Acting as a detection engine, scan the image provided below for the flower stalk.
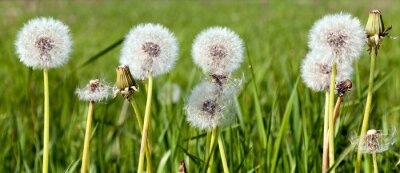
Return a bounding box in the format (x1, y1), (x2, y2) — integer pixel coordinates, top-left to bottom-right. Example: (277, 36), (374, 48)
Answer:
(43, 69), (49, 173)
(81, 101), (94, 173)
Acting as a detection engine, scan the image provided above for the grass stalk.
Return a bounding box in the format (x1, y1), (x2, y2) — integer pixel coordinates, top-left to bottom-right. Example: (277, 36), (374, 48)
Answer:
(43, 69), (49, 173)
(328, 63), (337, 172)
(81, 101), (94, 173)
(137, 73), (153, 173)
(218, 135), (229, 173)
(355, 47), (376, 173)
(372, 153), (378, 173)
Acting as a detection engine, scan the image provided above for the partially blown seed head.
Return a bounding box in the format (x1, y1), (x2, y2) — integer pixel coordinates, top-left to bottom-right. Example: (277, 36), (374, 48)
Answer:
(192, 27), (244, 76)
(354, 129), (396, 154)
(308, 13), (365, 64)
(76, 79), (112, 102)
(15, 17), (72, 69)
(120, 23), (179, 80)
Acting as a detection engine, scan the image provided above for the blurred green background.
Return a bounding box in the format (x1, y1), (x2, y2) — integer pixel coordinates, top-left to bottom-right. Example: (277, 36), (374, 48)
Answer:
(0, 0), (399, 172)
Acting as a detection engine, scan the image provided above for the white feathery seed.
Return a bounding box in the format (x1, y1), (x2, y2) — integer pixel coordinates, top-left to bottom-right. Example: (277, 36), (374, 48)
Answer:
(76, 79), (112, 102)
(185, 81), (238, 130)
(301, 51), (353, 92)
(15, 17), (72, 69)
(351, 129), (397, 154)
(120, 23), (179, 80)
(308, 13), (365, 64)
(192, 27), (244, 75)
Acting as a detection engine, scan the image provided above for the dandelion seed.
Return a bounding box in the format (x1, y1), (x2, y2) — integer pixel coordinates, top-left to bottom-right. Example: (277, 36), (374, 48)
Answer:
(76, 79), (112, 102)
(15, 17), (72, 69)
(308, 13), (365, 64)
(301, 51), (353, 92)
(120, 23), (179, 80)
(157, 83), (182, 105)
(352, 129), (396, 154)
(192, 27), (244, 76)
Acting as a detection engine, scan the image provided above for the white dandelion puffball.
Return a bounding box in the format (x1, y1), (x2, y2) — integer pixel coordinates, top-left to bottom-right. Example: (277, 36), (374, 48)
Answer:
(120, 23), (179, 80)
(15, 17), (72, 69)
(301, 51), (353, 92)
(308, 13), (365, 64)
(185, 81), (238, 130)
(76, 79), (112, 102)
(192, 27), (244, 75)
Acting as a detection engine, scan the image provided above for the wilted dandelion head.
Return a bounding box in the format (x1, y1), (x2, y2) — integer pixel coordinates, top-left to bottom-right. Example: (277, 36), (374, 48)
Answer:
(185, 81), (238, 130)
(192, 27), (244, 76)
(308, 13), (365, 64)
(15, 17), (72, 69)
(353, 129), (397, 154)
(301, 51), (353, 92)
(76, 79), (112, 102)
(157, 83), (182, 105)
(120, 23), (179, 80)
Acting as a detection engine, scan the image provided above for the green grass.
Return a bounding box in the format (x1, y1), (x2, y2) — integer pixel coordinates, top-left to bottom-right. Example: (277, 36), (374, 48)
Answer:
(1, 0), (400, 172)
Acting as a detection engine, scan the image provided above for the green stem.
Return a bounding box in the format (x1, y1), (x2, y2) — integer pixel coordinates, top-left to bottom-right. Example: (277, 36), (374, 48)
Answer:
(81, 101), (94, 173)
(322, 92), (329, 172)
(137, 73), (153, 173)
(328, 63), (337, 172)
(218, 135), (229, 173)
(355, 47), (376, 173)
(130, 100), (152, 173)
(207, 128), (218, 173)
(43, 69), (49, 173)
(372, 153), (378, 173)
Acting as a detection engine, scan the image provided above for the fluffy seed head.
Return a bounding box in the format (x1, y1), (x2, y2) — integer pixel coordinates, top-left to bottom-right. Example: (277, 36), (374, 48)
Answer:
(185, 81), (238, 130)
(308, 13), (365, 64)
(192, 27), (244, 75)
(15, 17), (72, 69)
(354, 129), (397, 154)
(301, 51), (353, 92)
(157, 83), (182, 105)
(120, 23), (179, 80)
(76, 79), (112, 102)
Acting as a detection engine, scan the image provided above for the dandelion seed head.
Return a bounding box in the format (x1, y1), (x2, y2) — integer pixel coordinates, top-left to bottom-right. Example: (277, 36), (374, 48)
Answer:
(301, 51), (353, 92)
(192, 27), (244, 75)
(308, 13), (365, 64)
(120, 23), (179, 80)
(76, 79), (112, 102)
(15, 17), (72, 69)
(353, 128), (397, 154)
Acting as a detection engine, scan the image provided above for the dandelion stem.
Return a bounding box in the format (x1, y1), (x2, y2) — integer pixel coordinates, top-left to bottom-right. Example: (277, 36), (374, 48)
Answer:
(355, 47), (376, 173)
(372, 153), (378, 173)
(328, 63), (337, 172)
(43, 69), (49, 173)
(130, 99), (152, 173)
(207, 128), (218, 173)
(81, 101), (94, 173)
(218, 135), (229, 173)
(322, 92), (330, 172)
(137, 73), (153, 173)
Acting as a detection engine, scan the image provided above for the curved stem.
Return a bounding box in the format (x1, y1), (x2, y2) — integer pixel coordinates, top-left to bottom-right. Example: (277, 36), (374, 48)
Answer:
(328, 63), (337, 172)
(218, 135), (229, 173)
(207, 128), (218, 173)
(137, 73), (153, 173)
(322, 92), (330, 172)
(81, 101), (94, 173)
(130, 100), (152, 173)
(372, 153), (378, 173)
(355, 47), (376, 173)
(43, 69), (49, 173)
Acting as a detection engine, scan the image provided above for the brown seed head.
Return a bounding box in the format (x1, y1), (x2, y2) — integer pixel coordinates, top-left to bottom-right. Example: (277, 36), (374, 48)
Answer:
(142, 42), (161, 57)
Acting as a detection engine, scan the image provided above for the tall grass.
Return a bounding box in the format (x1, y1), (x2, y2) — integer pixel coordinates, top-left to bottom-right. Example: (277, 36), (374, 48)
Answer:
(0, 0), (399, 172)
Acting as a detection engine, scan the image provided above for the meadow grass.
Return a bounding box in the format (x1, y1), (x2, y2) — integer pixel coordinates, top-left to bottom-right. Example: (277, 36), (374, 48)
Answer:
(0, 0), (399, 172)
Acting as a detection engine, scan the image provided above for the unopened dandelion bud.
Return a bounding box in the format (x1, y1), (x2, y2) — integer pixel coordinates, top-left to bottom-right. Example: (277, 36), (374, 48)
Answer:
(115, 65), (138, 99)
(335, 79), (352, 96)
(366, 10), (384, 47)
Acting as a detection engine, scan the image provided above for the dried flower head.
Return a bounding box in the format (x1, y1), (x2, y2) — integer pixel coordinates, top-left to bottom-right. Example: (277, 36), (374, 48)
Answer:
(185, 81), (238, 130)
(192, 27), (244, 76)
(308, 13), (365, 64)
(15, 17), (72, 69)
(366, 10), (391, 48)
(301, 51), (353, 92)
(335, 79), (352, 96)
(76, 79), (112, 102)
(157, 83), (182, 105)
(120, 23), (179, 80)
(352, 129), (396, 154)
(114, 65), (138, 99)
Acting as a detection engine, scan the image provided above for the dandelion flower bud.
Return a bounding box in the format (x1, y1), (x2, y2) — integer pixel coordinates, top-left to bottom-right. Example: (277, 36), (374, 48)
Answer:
(157, 83), (181, 105)
(185, 81), (236, 130)
(120, 23), (179, 80)
(366, 10), (391, 47)
(76, 79), (112, 102)
(308, 13), (365, 64)
(356, 129), (396, 154)
(192, 27), (244, 76)
(15, 17), (72, 69)
(301, 51), (353, 92)
(115, 65), (138, 99)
